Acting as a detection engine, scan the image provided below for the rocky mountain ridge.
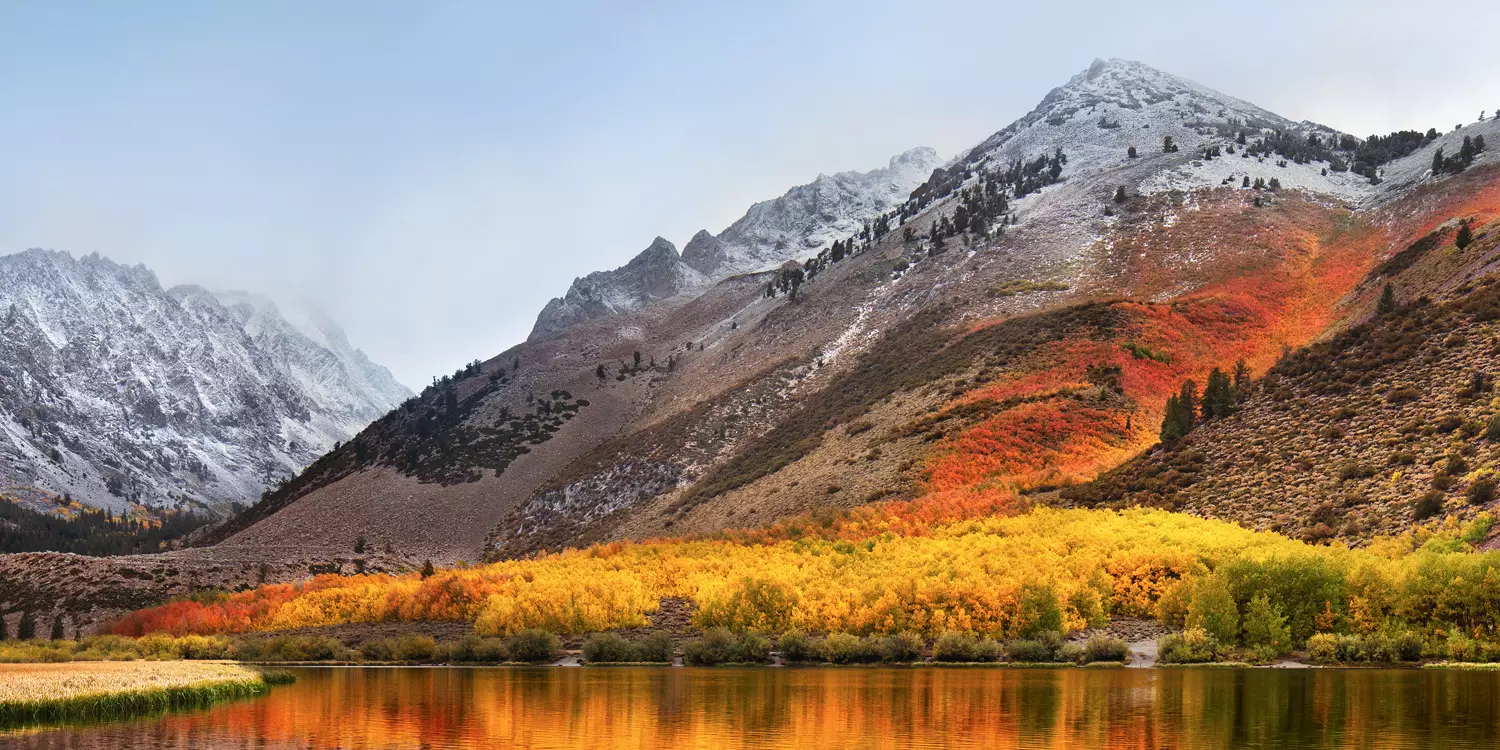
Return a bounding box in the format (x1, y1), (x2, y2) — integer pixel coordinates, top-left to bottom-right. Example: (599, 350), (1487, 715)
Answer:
(528, 147), (944, 339)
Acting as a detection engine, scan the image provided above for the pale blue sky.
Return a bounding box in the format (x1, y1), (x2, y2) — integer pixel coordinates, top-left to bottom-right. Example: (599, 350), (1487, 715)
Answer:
(2, 1), (1496, 388)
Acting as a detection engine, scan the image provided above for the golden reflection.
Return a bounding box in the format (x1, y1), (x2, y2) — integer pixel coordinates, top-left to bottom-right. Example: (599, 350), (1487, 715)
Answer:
(8, 667), (1500, 749)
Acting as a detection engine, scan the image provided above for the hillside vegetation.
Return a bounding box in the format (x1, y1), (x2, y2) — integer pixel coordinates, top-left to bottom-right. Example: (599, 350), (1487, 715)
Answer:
(112, 505), (1500, 659)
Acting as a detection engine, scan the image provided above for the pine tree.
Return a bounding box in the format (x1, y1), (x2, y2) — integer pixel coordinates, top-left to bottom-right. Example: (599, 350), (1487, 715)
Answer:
(1163, 135), (1178, 153)
(1242, 176), (1251, 188)
(596, 364), (607, 381)
(1178, 380), (1199, 431)
(1378, 283), (1397, 314)
(17, 611), (35, 641)
(1457, 220), (1473, 250)
(0, 614), (7, 641)
(1202, 368), (1235, 419)
(1127, 145), (1137, 158)
(1433, 147), (1445, 174)
(1160, 394), (1186, 443)
(1114, 186), (1127, 203)
(50, 614), (64, 641)
(421, 559), (436, 579)
(1233, 359), (1252, 400)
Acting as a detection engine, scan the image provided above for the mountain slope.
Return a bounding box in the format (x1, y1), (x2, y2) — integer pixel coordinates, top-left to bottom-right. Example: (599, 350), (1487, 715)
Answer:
(1065, 160), (1500, 543)
(197, 58), (1494, 570)
(0, 250), (412, 514)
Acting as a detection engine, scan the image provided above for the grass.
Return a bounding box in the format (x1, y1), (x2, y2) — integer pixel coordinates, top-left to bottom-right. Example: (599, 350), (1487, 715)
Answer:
(0, 661), (287, 726)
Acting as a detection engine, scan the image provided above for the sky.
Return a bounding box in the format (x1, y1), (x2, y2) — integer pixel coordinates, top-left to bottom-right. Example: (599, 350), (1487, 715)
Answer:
(2, 1), (1497, 389)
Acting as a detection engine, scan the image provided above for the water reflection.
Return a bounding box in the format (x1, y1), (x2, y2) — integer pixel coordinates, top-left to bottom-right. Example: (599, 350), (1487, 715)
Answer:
(7, 666), (1500, 749)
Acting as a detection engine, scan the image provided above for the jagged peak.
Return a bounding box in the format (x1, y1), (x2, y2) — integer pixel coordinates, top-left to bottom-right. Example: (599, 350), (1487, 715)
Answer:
(627, 236), (680, 266)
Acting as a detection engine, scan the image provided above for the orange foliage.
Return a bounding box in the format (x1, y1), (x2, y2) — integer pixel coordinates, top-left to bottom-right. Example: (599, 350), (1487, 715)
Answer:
(922, 190), (1390, 494)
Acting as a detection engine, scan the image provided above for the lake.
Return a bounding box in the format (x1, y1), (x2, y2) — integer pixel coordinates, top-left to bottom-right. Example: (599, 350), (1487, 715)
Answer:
(5, 666), (1500, 749)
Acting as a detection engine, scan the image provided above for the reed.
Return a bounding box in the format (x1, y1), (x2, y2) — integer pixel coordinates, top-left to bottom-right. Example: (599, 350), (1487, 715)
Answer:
(0, 661), (289, 726)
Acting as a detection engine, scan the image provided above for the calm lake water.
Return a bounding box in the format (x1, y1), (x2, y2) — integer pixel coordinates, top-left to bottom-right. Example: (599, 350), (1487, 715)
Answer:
(5, 666), (1500, 749)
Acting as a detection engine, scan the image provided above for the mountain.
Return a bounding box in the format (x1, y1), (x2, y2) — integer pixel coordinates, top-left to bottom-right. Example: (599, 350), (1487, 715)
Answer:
(14, 59), (1500, 633)
(528, 146), (944, 340)
(530, 237), (710, 339)
(0, 250), (412, 515)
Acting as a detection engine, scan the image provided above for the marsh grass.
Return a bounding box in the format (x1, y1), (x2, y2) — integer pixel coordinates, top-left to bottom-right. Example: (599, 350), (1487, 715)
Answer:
(0, 661), (287, 727)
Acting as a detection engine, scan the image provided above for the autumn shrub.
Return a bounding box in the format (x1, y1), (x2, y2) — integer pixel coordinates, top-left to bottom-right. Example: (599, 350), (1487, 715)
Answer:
(582, 633), (638, 663)
(1157, 628), (1222, 664)
(1082, 635), (1128, 663)
(173, 634), (233, 660)
(931, 631), (1001, 662)
(136, 633), (182, 660)
(507, 629), (561, 663)
(777, 630), (819, 663)
(72, 636), (143, 661)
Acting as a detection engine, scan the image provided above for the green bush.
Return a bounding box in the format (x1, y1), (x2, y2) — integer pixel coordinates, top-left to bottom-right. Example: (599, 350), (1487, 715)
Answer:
(244, 635), (343, 662)
(878, 633), (924, 663)
(447, 635), (509, 663)
(392, 635), (438, 662)
(1157, 628), (1222, 664)
(582, 633), (638, 663)
(1005, 639), (1054, 663)
(1446, 634), (1479, 662)
(777, 629), (820, 663)
(1057, 643), (1084, 664)
(1414, 491), (1446, 521)
(682, 629), (770, 665)
(635, 633), (674, 663)
(1306, 633), (1339, 664)
(1082, 636), (1128, 663)
(820, 633), (883, 664)
(1334, 634), (1366, 663)
(1241, 594), (1292, 661)
(507, 629), (561, 663)
(931, 631), (1000, 663)
(1186, 576), (1239, 644)
(1468, 477), (1497, 506)
(358, 638), (395, 661)
(1016, 585), (1065, 638)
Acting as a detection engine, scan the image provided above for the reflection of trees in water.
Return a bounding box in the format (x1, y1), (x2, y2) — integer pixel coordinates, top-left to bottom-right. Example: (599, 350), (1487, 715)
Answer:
(16, 667), (1500, 749)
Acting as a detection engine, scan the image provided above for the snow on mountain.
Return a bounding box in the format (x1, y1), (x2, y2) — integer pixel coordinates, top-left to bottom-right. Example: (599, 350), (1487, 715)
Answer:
(0, 249), (412, 514)
(530, 237), (710, 339)
(528, 147), (943, 340)
(684, 146), (946, 277)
